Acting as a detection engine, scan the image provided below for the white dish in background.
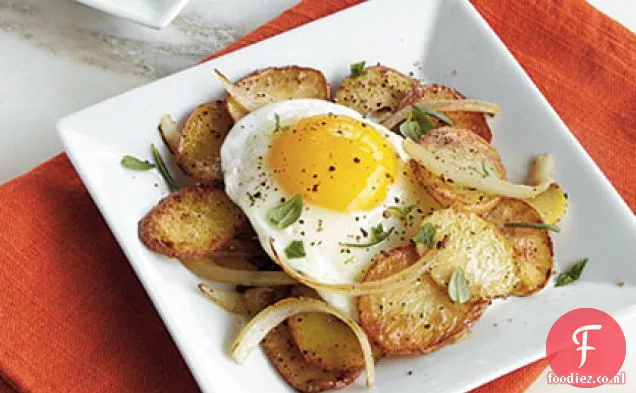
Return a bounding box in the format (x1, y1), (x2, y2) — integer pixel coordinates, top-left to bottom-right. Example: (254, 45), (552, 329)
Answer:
(57, 0), (636, 392)
(75, 0), (190, 28)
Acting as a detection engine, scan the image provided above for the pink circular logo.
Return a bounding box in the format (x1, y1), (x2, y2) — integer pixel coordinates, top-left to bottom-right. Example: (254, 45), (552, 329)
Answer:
(546, 308), (626, 388)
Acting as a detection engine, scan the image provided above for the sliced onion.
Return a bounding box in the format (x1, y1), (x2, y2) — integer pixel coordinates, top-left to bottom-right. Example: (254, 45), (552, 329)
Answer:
(180, 258), (297, 286)
(199, 283), (249, 315)
(528, 153), (555, 186)
(270, 240), (435, 295)
(422, 99), (501, 115)
(158, 114), (180, 154)
(231, 297), (375, 387)
(383, 99), (501, 129)
(214, 69), (260, 111)
(404, 138), (551, 199)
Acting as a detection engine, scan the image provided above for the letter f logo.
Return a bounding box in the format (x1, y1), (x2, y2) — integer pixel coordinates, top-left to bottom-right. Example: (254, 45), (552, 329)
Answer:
(572, 324), (602, 368)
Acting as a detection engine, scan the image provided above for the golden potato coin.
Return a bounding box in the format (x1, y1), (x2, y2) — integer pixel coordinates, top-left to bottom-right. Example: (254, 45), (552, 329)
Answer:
(482, 197), (554, 296)
(139, 184), (245, 257)
(410, 127), (506, 213)
(358, 244), (487, 355)
(225, 66), (330, 121)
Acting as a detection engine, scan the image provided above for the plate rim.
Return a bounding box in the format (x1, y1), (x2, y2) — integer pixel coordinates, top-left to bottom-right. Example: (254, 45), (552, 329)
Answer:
(56, 0), (636, 392)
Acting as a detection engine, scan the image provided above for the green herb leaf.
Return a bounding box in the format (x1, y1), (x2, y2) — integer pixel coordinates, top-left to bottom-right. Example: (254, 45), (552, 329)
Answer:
(340, 223), (394, 248)
(350, 61), (367, 78)
(267, 195), (303, 229)
(385, 205), (415, 217)
(412, 223), (436, 248)
(448, 267), (471, 304)
(399, 120), (422, 141)
(504, 222), (561, 233)
(555, 258), (588, 287)
(411, 105), (436, 134)
(400, 105), (439, 141)
(467, 161), (494, 178)
(274, 113), (289, 133)
(370, 224), (388, 240)
(482, 160), (493, 177)
(343, 256), (355, 265)
(285, 240), (306, 259)
(151, 144), (178, 192)
(414, 104), (453, 126)
(121, 155), (155, 170)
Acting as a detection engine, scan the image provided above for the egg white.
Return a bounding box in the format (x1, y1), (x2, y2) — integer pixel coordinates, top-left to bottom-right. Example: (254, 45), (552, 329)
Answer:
(221, 99), (435, 318)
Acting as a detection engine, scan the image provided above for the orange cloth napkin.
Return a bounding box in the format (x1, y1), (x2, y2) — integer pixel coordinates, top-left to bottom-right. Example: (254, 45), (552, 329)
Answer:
(0, 0), (634, 393)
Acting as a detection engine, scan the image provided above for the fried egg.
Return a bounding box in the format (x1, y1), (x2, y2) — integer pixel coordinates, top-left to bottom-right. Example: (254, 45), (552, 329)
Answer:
(221, 99), (437, 317)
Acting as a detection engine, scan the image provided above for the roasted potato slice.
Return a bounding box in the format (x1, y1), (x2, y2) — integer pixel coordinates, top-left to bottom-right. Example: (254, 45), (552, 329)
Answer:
(262, 324), (360, 393)
(357, 244), (486, 355)
(402, 159), (444, 215)
(227, 226), (283, 271)
(527, 184), (568, 225)
(288, 313), (383, 371)
(334, 65), (415, 120)
(410, 127), (506, 213)
(417, 208), (519, 299)
(242, 286), (290, 315)
(287, 286), (383, 371)
(482, 198), (554, 296)
(399, 84), (492, 142)
(139, 184), (245, 257)
(224, 66), (330, 121)
(210, 236), (273, 271)
(176, 101), (233, 183)
(209, 238), (259, 271)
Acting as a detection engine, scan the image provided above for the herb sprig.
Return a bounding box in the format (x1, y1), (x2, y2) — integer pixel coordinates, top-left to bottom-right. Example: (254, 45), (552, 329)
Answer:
(416, 105), (453, 126)
(385, 205), (415, 218)
(482, 160), (493, 177)
(350, 61), (367, 78)
(274, 113), (289, 133)
(121, 156), (155, 170)
(267, 195), (303, 229)
(285, 240), (306, 259)
(412, 223), (436, 248)
(151, 144), (179, 192)
(340, 224), (394, 248)
(343, 256), (355, 265)
(399, 105), (437, 141)
(504, 222), (561, 233)
(399, 110), (422, 141)
(555, 258), (588, 287)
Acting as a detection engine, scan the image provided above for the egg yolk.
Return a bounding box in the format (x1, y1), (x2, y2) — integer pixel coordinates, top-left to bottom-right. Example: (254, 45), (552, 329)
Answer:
(268, 114), (398, 211)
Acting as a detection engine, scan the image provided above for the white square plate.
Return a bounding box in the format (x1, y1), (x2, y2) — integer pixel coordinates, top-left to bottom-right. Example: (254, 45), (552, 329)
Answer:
(75, 0), (189, 28)
(57, 0), (636, 392)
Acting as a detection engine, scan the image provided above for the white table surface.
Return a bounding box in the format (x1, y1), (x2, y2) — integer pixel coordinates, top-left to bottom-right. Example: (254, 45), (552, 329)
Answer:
(0, 1), (633, 392)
